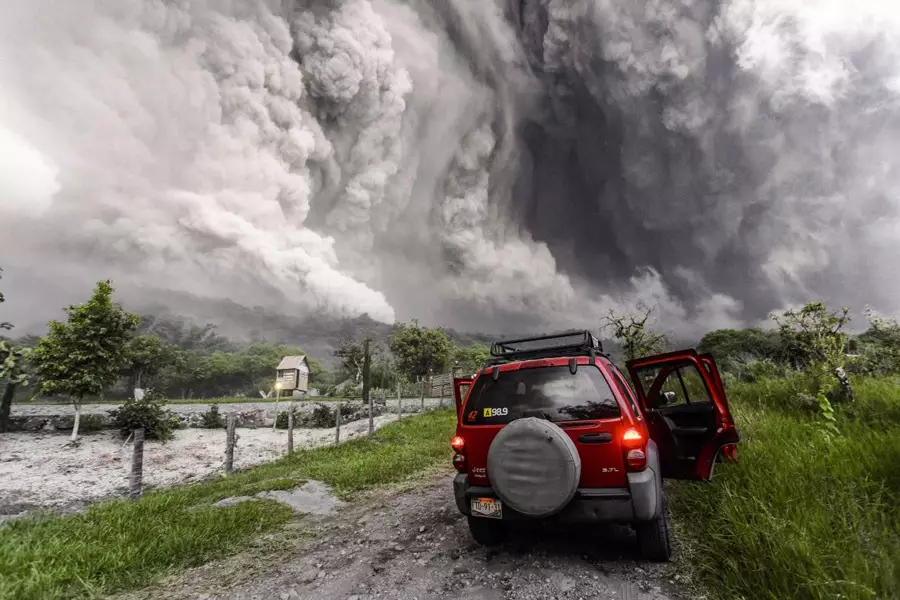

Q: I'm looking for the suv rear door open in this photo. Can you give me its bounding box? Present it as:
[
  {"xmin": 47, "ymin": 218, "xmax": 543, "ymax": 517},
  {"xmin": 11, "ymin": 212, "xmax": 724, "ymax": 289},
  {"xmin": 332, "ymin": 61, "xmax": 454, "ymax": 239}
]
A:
[
  {"xmin": 453, "ymin": 377, "xmax": 474, "ymax": 420},
  {"xmin": 626, "ymin": 350, "xmax": 739, "ymax": 480}
]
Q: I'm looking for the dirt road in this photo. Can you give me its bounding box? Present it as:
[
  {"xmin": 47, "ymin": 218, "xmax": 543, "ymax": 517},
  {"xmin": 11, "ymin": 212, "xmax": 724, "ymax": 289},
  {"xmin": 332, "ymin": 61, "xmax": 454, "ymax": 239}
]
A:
[{"xmin": 119, "ymin": 474, "xmax": 684, "ymax": 600}]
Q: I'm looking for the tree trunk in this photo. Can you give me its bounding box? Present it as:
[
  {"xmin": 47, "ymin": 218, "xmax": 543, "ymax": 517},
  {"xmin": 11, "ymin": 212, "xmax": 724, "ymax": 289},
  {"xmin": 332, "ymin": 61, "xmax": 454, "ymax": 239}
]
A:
[
  {"xmin": 363, "ymin": 339, "xmax": 372, "ymax": 434},
  {"xmin": 0, "ymin": 380, "xmax": 16, "ymax": 433},
  {"xmin": 71, "ymin": 401, "xmax": 82, "ymax": 442},
  {"xmin": 420, "ymin": 377, "xmax": 426, "ymax": 410}
]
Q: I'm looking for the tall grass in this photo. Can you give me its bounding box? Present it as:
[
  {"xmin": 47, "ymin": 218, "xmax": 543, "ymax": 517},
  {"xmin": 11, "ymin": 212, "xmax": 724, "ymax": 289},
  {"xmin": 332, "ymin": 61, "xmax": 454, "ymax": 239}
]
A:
[
  {"xmin": 671, "ymin": 376, "xmax": 900, "ymax": 600},
  {"xmin": 0, "ymin": 409, "xmax": 457, "ymax": 600}
]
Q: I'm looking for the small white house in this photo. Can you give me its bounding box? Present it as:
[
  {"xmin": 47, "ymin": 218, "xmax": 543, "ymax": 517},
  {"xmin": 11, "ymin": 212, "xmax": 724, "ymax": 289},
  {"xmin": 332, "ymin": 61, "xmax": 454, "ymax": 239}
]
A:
[{"xmin": 276, "ymin": 355, "xmax": 310, "ymax": 397}]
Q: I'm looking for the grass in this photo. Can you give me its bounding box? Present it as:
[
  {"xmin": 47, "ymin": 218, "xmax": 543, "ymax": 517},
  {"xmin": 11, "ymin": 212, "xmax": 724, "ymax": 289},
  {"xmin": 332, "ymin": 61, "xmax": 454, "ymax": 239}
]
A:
[
  {"xmin": 0, "ymin": 408, "xmax": 457, "ymax": 600},
  {"xmin": 670, "ymin": 376, "xmax": 900, "ymax": 600}
]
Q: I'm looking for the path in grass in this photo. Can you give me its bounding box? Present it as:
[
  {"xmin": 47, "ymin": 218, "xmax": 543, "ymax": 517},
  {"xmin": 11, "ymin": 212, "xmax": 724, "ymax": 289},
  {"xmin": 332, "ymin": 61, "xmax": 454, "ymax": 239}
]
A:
[
  {"xmin": 0, "ymin": 409, "xmax": 458, "ymax": 600},
  {"xmin": 114, "ymin": 475, "xmax": 682, "ymax": 600}
]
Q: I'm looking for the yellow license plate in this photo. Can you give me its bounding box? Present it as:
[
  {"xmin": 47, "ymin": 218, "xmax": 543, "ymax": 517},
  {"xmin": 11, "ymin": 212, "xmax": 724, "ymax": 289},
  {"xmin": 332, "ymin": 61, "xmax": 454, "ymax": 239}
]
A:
[{"xmin": 471, "ymin": 497, "xmax": 502, "ymax": 519}]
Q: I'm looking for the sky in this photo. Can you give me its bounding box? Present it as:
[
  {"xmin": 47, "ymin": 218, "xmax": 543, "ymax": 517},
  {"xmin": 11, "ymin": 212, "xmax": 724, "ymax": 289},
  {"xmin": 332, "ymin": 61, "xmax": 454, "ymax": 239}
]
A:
[{"xmin": 2, "ymin": 0, "xmax": 900, "ymax": 338}]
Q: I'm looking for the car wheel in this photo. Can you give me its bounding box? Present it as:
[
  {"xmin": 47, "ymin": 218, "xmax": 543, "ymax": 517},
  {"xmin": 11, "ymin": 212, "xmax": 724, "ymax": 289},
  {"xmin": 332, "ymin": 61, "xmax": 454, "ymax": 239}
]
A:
[
  {"xmin": 467, "ymin": 516, "xmax": 506, "ymax": 546},
  {"xmin": 635, "ymin": 496, "xmax": 672, "ymax": 562}
]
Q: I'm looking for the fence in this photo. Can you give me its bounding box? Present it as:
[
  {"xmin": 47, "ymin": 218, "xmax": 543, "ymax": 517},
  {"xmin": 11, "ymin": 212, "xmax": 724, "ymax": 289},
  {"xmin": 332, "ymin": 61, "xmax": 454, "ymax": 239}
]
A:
[{"xmin": 125, "ymin": 389, "xmax": 451, "ymax": 499}]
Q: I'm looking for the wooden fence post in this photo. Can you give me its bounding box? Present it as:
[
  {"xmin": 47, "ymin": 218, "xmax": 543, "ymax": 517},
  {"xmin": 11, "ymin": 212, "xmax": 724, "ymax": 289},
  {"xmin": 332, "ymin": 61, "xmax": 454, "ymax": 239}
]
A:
[
  {"xmin": 287, "ymin": 408, "xmax": 294, "ymax": 454},
  {"xmin": 225, "ymin": 414, "xmax": 236, "ymax": 476},
  {"xmin": 368, "ymin": 390, "xmax": 374, "ymax": 434},
  {"xmin": 129, "ymin": 428, "xmax": 144, "ymax": 500},
  {"xmin": 335, "ymin": 402, "xmax": 341, "ymax": 445}
]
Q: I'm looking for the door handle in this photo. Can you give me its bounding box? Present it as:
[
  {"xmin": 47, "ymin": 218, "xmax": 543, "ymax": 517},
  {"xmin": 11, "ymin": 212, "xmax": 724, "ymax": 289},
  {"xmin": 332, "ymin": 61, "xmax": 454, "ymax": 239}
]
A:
[{"xmin": 578, "ymin": 432, "xmax": 613, "ymax": 444}]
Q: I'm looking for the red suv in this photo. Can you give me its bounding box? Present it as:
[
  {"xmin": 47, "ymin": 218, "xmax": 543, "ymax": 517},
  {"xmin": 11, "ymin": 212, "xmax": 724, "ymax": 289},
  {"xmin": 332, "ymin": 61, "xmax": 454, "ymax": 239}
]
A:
[{"xmin": 450, "ymin": 331, "xmax": 738, "ymax": 561}]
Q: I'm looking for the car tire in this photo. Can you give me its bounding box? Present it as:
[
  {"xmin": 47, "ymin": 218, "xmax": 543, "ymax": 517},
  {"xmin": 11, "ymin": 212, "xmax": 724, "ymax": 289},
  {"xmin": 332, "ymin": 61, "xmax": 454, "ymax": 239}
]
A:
[
  {"xmin": 635, "ymin": 496, "xmax": 672, "ymax": 562},
  {"xmin": 467, "ymin": 516, "xmax": 506, "ymax": 546}
]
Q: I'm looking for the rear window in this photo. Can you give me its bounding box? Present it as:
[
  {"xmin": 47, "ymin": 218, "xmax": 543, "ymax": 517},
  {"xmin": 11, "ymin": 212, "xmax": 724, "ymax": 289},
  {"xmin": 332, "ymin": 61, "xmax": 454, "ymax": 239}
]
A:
[{"xmin": 463, "ymin": 365, "xmax": 620, "ymax": 425}]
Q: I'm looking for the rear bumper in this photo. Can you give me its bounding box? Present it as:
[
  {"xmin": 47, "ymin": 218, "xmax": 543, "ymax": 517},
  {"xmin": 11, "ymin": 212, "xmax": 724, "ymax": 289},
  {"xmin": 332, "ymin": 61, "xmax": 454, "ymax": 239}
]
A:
[{"xmin": 453, "ymin": 468, "xmax": 661, "ymax": 524}]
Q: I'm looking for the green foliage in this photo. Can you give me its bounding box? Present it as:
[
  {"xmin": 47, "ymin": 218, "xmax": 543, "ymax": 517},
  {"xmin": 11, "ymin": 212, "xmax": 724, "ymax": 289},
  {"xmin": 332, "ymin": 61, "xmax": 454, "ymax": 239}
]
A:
[
  {"xmin": 334, "ymin": 337, "xmax": 366, "ymax": 384},
  {"xmin": 0, "ymin": 266, "xmax": 11, "ymax": 332},
  {"xmin": 0, "ymin": 409, "xmax": 455, "ymax": 599},
  {"xmin": 601, "ymin": 305, "xmax": 668, "ymax": 361},
  {"xmin": 389, "ymin": 320, "xmax": 453, "ymax": 381},
  {"xmin": 200, "ymin": 404, "xmax": 224, "ymax": 429},
  {"xmin": 121, "ymin": 334, "xmax": 179, "ymax": 389},
  {"xmin": 697, "ymin": 328, "xmax": 781, "ymax": 376},
  {"xmin": 671, "ymin": 377, "xmax": 900, "ymax": 600},
  {"xmin": 0, "ymin": 267, "xmax": 32, "ymax": 432},
  {"xmin": 453, "ymin": 343, "xmax": 491, "ymax": 374},
  {"xmin": 33, "ymin": 281, "xmax": 139, "ymax": 404},
  {"xmin": 771, "ymin": 302, "xmax": 851, "ymax": 430},
  {"xmin": 855, "ymin": 308, "xmax": 900, "ymax": 375},
  {"xmin": 107, "ymin": 390, "xmax": 178, "ymax": 441}
]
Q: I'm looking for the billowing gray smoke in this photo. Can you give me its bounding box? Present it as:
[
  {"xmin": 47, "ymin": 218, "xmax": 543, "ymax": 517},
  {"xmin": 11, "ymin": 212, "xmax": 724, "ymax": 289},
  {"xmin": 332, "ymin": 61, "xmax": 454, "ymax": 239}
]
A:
[{"xmin": 1, "ymin": 0, "xmax": 899, "ymax": 337}]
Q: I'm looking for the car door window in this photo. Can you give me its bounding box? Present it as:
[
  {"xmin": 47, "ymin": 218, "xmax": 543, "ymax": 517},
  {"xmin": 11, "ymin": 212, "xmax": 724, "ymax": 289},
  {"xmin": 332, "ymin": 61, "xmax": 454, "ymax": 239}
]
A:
[{"xmin": 636, "ymin": 363, "xmax": 712, "ymax": 409}]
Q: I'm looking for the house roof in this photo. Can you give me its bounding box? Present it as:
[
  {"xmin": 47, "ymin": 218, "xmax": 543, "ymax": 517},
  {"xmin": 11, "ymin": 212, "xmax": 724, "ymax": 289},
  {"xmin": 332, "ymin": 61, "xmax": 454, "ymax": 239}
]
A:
[{"xmin": 277, "ymin": 355, "xmax": 308, "ymax": 370}]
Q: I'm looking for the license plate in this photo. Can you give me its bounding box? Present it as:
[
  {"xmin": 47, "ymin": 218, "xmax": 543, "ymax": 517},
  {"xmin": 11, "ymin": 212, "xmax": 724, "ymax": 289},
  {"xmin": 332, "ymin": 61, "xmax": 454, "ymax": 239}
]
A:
[{"xmin": 471, "ymin": 497, "xmax": 502, "ymax": 519}]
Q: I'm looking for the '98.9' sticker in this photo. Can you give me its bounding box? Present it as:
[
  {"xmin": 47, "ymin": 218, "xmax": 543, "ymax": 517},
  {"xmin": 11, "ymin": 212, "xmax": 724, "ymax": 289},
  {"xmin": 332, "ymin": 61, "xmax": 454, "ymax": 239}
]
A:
[{"xmin": 483, "ymin": 407, "xmax": 509, "ymax": 417}]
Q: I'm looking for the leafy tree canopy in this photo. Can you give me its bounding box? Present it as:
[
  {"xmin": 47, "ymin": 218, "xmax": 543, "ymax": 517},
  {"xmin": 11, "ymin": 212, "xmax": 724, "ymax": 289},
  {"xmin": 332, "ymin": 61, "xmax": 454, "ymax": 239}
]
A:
[
  {"xmin": 389, "ymin": 320, "xmax": 453, "ymax": 380},
  {"xmin": 33, "ymin": 280, "xmax": 139, "ymax": 402}
]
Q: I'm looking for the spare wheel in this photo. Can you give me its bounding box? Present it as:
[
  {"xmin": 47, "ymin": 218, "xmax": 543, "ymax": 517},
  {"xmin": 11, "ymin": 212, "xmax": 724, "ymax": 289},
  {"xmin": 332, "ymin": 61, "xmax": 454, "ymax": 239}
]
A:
[{"xmin": 486, "ymin": 417, "xmax": 581, "ymax": 518}]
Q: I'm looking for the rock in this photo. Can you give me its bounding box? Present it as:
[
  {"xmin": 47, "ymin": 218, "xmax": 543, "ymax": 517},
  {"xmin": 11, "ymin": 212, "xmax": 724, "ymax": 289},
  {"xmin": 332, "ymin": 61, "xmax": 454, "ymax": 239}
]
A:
[
  {"xmin": 418, "ymin": 525, "xmax": 426, "ymax": 533},
  {"xmin": 317, "ymin": 570, "xmax": 326, "ymax": 579},
  {"xmin": 453, "ymin": 566, "xmax": 469, "ymax": 575},
  {"xmin": 298, "ymin": 567, "xmax": 319, "ymax": 584},
  {"xmin": 279, "ymin": 589, "xmax": 301, "ymax": 600}
]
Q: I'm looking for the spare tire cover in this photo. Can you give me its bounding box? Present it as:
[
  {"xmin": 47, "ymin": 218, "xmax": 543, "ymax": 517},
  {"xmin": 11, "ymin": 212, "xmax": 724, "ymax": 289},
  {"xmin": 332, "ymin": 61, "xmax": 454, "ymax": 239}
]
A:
[{"xmin": 487, "ymin": 417, "xmax": 581, "ymax": 517}]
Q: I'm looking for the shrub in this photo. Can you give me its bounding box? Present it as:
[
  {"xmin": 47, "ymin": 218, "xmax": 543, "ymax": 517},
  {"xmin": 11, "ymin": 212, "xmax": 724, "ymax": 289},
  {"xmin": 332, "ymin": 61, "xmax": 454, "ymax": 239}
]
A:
[
  {"xmin": 274, "ymin": 406, "xmax": 301, "ymax": 429},
  {"xmin": 200, "ymin": 404, "xmax": 224, "ymax": 429},
  {"xmin": 108, "ymin": 389, "xmax": 178, "ymax": 441},
  {"xmin": 78, "ymin": 413, "xmax": 108, "ymax": 433}
]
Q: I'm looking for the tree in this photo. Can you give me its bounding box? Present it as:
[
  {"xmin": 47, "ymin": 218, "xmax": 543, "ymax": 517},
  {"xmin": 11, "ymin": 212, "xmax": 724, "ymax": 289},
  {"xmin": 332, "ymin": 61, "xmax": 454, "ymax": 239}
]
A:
[
  {"xmin": 601, "ymin": 305, "xmax": 668, "ymax": 362},
  {"xmin": 856, "ymin": 307, "xmax": 900, "ymax": 374},
  {"xmin": 0, "ymin": 267, "xmax": 31, "ymax": 432},
  {"xmin": 697, "ymin": 328, "xmax": 781, "ymax": 378},
  {"xmin": 771, "ymin": 302, "xmax": 851, "ymax": 429},
  {"xmin": 122, "ymin": 334, "xmax": 178, "ymax": 392},
  {"xmin": 33, "ymin": 281, "xmax": 139, "ymax": 442},
  {"xmin": 0, "ymin": 267, "xmax": 11, "ymax": 332},
  {"xmin": 389, "ymin": 320, "xmax": 453, "ymax": 407},
  {"xmin": 334, "ymin": 338, "xmax": 366, "ymax": 384},
  {"xmin": 453, "ymin": 343, "xmax": 491, "ymax": 375}
]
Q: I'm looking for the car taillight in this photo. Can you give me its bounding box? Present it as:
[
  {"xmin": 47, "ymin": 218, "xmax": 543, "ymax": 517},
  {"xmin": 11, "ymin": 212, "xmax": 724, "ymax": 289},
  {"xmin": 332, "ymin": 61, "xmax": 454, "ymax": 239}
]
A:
[
  {"xmin": 451, "ymin": 436, "xmax": 467, "ymax": 472},
  {"xmin": 452, "ymin": 453, "xmax": 467, "ymax": 472},
  {"xmin": 622, "ymin": 428, "xmax": 647, "ymax": 471}
]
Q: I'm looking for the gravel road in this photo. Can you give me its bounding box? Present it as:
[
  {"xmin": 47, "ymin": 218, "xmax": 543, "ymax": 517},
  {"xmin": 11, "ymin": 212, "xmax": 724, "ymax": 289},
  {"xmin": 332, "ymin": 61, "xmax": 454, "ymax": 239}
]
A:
[
  {"xmin": 117, "ymin": 475, "xmax": 685, "ymax": 600},
  {"xmin": 0, "ymin": 414, "xmax": 400, "ymax": 517}
]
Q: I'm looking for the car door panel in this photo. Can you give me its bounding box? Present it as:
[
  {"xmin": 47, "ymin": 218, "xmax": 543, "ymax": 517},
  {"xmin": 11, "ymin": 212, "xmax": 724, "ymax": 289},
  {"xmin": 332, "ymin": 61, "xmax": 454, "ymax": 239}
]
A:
[
  {"xmin": 626, "ymin": 349, "xmax": 739, "ymax": 480},
  {"xmin": 453, "ymin": 377, "xmax": 473, "ymax": 421}
]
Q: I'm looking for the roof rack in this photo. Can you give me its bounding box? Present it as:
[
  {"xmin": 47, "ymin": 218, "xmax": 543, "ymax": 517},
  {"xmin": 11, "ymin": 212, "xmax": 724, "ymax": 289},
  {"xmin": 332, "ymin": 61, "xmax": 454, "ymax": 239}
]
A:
[{"xmin": 483, "ymin": 330, "xmax": 604, "ymax": 367}]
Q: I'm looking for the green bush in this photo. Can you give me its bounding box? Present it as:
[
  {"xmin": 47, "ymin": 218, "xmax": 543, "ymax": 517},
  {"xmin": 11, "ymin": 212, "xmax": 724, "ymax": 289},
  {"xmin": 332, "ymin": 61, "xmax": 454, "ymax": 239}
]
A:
[
  {"xmin": 274, "ymin": 407, "xmax": 300, "ymax": 429},
  {"xmin": 199, "ymin": 404, "xmax": 224, "ymax": 429},
  {"xmin": 78, "ymin": 414, "xmax": 107, "ymax": 433},
  {"xmin": 107, "ymin": 390, "xmax": 178, "ymax": 441}
]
